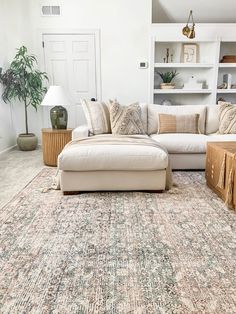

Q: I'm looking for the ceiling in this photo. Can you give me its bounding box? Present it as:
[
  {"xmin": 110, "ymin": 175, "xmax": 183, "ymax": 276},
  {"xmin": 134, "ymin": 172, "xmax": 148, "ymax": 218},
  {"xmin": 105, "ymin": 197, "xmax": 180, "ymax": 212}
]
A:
[{"xmin": 152, "ymin": 0, "xmax": 236, "ymax": 23}]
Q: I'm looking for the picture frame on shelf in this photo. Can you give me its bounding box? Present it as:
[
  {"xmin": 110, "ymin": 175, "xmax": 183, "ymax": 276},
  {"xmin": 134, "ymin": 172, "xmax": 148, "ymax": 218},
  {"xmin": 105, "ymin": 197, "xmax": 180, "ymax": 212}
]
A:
[{"xmin": 183, "ymin": 44, "xmax": 198, "ymax": 63}]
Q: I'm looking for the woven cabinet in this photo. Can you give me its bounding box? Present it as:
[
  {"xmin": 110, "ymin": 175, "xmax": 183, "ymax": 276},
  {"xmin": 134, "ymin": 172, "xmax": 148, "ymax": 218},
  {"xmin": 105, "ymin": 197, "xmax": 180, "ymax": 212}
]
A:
[
  {"xmin": 42, "ymin": 128, "xmax": 72, "ymax": 166},
  {"xmin": 206, "ymin": 142, "xmax": 236, "ymax": 209}
]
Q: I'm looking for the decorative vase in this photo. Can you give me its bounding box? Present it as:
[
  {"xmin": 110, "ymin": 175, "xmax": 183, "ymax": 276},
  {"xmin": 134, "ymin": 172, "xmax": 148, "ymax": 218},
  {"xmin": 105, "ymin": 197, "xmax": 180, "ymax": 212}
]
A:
[
  {"xmin": 50, "ymin": 105, "xmax": 68, "ymax": 129},
  {"xmin": 17, "ymin": 133, "xmax": 38, "ymax": 151},
  {"xmin": 160, "ymin": 83, "xmax": 175, "ymax": 89},
  {"xmin": 161, "ymin": 99, "xmax": 173, "ymax": 106}
]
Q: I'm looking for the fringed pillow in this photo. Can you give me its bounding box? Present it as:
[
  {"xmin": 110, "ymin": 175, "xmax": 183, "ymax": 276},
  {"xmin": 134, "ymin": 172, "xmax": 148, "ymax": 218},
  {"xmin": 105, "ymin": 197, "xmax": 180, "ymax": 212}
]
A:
[
  {"xmin": 109, "ymin": 101, "xmax": 145, "ymax": 135},
  {"xmin": 219, "ymin": 103, "xmax": 236, "ymax": 134}
]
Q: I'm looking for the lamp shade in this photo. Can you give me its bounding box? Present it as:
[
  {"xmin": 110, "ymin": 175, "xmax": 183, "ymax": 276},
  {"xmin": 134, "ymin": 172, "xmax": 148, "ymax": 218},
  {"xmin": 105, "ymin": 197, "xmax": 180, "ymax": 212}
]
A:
[{"xmin": 41, "ymin": 85, "xmax": 71, "ymax": 107}]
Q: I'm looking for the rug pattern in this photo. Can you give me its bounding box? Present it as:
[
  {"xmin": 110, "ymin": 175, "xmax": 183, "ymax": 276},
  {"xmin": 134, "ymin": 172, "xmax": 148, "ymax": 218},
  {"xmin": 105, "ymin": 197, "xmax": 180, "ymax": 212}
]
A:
[{"xmin": 0, "ymin": 169, "xmax": 236, "ymax": 313}]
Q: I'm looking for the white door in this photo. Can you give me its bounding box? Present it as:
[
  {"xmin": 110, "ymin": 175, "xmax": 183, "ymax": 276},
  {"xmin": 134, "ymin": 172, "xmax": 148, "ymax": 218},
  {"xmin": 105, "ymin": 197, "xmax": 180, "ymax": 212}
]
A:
[{"xmin": 43, "ymin": 33, "xmax": 97, "ymax": 127}]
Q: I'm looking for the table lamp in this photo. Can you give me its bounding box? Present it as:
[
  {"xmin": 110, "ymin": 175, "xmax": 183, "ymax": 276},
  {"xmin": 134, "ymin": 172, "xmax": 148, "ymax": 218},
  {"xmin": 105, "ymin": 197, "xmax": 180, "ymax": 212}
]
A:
[{"xmin": 41, "ymin": 85, "xmax": 71, "ymax": 129}]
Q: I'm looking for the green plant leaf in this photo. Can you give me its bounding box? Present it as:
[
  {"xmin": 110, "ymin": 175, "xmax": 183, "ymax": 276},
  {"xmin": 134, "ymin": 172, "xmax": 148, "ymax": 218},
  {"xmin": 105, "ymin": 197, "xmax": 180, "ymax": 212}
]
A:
[{"xmin": 155, "ymin": 70, "xmax": 179, "ymax": 83}]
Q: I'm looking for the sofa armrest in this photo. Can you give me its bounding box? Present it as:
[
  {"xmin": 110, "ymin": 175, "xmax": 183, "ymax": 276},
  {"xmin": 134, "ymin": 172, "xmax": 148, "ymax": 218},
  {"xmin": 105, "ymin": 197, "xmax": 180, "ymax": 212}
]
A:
[{"xmin": 72, "ymin": 125, "xmax": 89, "ymax": 140}]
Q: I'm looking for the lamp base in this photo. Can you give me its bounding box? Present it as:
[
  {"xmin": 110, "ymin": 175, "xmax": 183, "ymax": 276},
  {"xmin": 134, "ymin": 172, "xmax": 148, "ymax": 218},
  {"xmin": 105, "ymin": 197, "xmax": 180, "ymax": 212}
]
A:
[{"xmin": 50, "ymin": 106, "xmax": 68, "ymax": 129}]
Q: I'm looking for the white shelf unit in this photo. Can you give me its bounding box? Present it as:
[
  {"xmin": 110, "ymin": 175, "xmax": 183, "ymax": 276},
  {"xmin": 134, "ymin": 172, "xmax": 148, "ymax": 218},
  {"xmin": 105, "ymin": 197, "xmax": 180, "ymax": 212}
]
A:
[
  {"xmin": 150, "ymin": 24, "xmax": 236, "ymax": 106},
  {"xmin": 218, "ymin": 63, "xmax": 236, "ymax": 68},
  {"xmin": 154, "ymin": 89, "xmax": 212, "ymax": 94},
  {"xmin": 217, "ymin": 89, "xmax": 236, "ymax": 94},
  {"xmin": 154, "ymin": 63, "xmax": 214, "ymax": 68},
  {"xmin": 217, "ymin": 41, "xmax": 236, "ymax": 103}
]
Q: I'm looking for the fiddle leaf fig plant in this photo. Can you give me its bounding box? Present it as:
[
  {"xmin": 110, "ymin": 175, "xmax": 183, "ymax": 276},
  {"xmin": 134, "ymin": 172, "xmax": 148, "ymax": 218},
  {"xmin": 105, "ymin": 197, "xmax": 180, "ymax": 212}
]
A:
[{"xmin": 0, "ymin": 46, "xmax": 48, "ymax": 134}]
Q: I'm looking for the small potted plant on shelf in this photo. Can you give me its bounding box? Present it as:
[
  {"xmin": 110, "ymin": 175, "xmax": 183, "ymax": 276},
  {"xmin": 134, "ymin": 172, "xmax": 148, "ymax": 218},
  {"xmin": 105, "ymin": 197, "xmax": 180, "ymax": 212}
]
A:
[
  {"xmin": 0, "ymin": 46, "xmax": 48, "ymax": 151},
  {"xmin": 156, "ymin": 70, "xmax": 179, "ymax": 89}
]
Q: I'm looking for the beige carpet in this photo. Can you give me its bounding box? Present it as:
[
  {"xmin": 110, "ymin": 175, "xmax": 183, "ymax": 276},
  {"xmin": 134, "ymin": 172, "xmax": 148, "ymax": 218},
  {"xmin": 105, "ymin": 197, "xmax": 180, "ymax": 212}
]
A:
[{"xmin": 0, "ymin": 169, "xmax": 236, "ymax": 313}]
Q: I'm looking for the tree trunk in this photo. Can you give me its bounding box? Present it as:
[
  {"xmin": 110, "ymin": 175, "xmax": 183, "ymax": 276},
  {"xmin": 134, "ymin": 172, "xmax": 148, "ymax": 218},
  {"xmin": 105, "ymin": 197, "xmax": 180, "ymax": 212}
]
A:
[{"xmin": 24, "ymin": 100, "xmax": 28, "ymax": 134}]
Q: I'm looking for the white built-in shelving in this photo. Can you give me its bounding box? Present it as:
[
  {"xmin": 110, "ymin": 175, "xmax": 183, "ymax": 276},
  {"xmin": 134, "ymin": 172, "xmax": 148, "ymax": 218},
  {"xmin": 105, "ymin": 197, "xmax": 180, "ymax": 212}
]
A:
[
  {"xmin": 218, "ymin": 63, "xmax": 236, "ymax": 68},
  {"xmin": 154, "ymin": 63, "xmax": 214, "ymax": 68},
  {"xmin": 150, "ymin": 24, "xmax": 236, "ymax": 106},
  {"xmin": 217, "ymin": 89, "xmax": 236, "ymax": 94},
  {"xmin": 154, "ymin": 89, "xmax": 212, "ymax": 94}
]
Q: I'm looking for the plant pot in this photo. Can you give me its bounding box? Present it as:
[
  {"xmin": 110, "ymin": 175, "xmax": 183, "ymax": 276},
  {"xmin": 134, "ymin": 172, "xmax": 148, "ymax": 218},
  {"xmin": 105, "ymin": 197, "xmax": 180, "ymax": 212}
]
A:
[
  {"xmin": 17, "ymin": 133, "xmax": 38, "ymax": 151},
  {"xmin": 160, "ymin": 83, "xmax": 175, "ymax": 89}
]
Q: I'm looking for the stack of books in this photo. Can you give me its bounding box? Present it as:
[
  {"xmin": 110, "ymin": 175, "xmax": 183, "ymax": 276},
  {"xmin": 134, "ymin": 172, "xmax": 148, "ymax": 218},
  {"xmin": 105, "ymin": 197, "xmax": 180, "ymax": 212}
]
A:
[{"xmin": 220, "ymin": 55, "xmax": 236, "ymax": 63}]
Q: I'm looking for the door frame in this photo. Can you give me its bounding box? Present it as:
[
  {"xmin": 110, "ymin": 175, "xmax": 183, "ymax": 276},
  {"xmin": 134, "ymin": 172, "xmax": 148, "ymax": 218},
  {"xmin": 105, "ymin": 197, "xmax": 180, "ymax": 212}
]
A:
[{"xmin": 37, "ymin": 29, "xmax": 102, "ymax": 101}]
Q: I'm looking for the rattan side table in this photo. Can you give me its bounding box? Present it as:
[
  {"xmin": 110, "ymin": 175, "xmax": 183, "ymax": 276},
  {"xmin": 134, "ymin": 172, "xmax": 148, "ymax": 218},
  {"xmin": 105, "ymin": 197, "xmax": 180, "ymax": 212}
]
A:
[{"xmin": 42, "ymin": 128, "xmax": 72, "ymax": 166}]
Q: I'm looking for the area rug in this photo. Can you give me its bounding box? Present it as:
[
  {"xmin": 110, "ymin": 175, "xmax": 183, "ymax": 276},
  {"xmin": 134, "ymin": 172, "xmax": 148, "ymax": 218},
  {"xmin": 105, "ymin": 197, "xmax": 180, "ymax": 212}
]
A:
[{"xmin": 0, "ymin": 169, "xmax": 236, "ymax": 313}]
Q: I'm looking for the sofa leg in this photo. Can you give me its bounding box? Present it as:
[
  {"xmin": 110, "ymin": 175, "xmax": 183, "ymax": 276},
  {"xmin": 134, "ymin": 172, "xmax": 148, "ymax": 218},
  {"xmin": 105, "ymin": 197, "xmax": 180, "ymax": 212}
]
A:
[
  {"xmin": 63, "ymin": 191, "xmax": 82, "ymax": 195},
  {"xmin": 146, "ymin": 190, "xmax": 163, "ymax": 193},
  {"xmin": 63, "ymin": 190, "xmax": 163, "ymax": 195}
]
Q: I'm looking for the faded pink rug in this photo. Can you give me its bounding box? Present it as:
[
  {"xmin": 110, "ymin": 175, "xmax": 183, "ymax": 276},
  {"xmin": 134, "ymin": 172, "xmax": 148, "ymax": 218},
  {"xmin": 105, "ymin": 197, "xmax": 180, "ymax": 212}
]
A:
[{"xmin": 0, "ymin": 169, "xmax": 236, "ymax": 313}]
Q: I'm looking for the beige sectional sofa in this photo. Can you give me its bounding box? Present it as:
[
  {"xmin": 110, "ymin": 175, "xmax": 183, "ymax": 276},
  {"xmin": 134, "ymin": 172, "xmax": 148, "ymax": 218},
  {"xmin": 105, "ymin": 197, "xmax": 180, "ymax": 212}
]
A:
[{"xmin": 72, "ymin": 104, "xmax": 236, "ymax": 170}]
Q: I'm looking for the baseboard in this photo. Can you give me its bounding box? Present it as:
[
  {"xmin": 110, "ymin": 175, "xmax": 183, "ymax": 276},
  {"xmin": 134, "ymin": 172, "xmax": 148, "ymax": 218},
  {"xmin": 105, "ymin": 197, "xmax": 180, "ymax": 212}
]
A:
[{"xmin": 0, "ymin": 145, "xmax": 17, "ymax": 155}]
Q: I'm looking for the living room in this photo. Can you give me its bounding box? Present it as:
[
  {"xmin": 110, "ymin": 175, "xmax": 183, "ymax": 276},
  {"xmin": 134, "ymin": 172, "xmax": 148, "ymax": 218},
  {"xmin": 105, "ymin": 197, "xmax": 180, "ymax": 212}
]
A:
[{"xmin": 0, "ymin": 0, "xmax": 236, "ymax": 312}]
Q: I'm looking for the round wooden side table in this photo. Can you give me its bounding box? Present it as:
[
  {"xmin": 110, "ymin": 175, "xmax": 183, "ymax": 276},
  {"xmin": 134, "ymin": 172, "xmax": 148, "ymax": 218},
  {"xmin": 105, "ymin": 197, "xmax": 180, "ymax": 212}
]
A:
[{"xmin": 42, "ymin": 128, "xmax": 72, "ymax": 166}]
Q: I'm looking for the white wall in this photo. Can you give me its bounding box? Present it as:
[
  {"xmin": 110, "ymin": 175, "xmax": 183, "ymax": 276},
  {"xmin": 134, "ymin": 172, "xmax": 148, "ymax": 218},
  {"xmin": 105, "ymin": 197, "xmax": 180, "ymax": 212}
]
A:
[
  {"xmin": 0, "ymin": 0, "xmax": 16, "ymax": 152},
  {"xmin": 27, "ymin": 0, "xmax": 152, "ymax": 132},
  {"xmin": 0, "ymin": 0, "xmax": 152, "ymax": 149},
  {"xmin": 152, "ymin": 0, "xmax": 236, "ymax": 23},
  {"xmin": 0, "ymin": 0, "xmax": 32, "ymax": 152}
]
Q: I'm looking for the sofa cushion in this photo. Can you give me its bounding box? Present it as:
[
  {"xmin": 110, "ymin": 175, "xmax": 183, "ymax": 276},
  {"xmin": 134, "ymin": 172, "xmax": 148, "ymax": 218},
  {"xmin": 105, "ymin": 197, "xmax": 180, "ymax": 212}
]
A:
[
  {"xmin": 205, "ymin": 105, "xmax": 220, "ymax": 134},
  {"xmin": 110, "ymin": 102, "xmax": 148, "ymax": 134},
  {"xmin": 81, "ymin": 99, "xmax": 111, "ymax": 135},
  {"xmin": 207, "ymin": 133, "xmax": 236, "ymax": 141},
  {"xmin": 151, "ymin": 133, "xmax": 209, "ymax": 153},
  {"xmin": 148, "ymin": 104, "xmax": 207, "ymax": 135},
  {"xmin": 139, "ymin": 103, "xmax": 148, "ymax": 133},
  {"xmin": 58, "ymin": 139, "xmax": 168, "ymax": 171},
  {"xmin": 109, "ymin": 101, "xmax": 145, "ymax": 135},
  {"xmin": 158, "ymin": 113, "xmax": 200, "ymax": 134},
  {"xmin": 218, "ymin": 103, "xmax": 236, "ymax": 134}
]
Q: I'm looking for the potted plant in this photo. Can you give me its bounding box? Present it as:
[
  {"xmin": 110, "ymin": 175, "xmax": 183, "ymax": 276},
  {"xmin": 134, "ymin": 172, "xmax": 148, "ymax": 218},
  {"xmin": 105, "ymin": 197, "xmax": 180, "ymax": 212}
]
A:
[
  {"xmin": 156, "ymin": 70, "xmax": 179, "ymax": 89},
  {"xmin": 0, "ymin": 46, "xmax": 48, "ymax": 151}
]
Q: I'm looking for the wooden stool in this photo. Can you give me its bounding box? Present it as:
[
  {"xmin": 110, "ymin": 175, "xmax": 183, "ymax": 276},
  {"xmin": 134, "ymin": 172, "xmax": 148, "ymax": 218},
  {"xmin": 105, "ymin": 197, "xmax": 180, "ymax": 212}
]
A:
[{"xmin": 42, "ymin": 128, "xmax": 72, "ymax": 166}]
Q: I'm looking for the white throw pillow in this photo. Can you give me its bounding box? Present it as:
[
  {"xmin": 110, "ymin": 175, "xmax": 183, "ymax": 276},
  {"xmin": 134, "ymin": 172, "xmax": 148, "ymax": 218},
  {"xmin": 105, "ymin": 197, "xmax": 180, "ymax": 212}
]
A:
[
  {"xmin": 81, "ymin": 99, "xmax": 111, "ymax": 135},
  {"xmin": 205, "ymin": 105, "xmax": 220, "ymax": 135}
]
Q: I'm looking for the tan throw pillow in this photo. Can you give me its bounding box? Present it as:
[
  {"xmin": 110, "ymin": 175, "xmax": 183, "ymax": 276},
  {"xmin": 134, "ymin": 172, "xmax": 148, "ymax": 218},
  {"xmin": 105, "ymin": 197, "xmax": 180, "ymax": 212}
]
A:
[
  {"xmin": 158, "ymin": 113, "xmax": 200, "ymax": 134},
  {"xmin": 109, "ymin": 101, "xmax": 145, "ymax": 135},
  {"xmin": 219, "ymin": 103, "xmax": 236, "ymax": 134},
  {"xmin": 81, "ymin": 99, "xmax": 111, "ymax": 135}
]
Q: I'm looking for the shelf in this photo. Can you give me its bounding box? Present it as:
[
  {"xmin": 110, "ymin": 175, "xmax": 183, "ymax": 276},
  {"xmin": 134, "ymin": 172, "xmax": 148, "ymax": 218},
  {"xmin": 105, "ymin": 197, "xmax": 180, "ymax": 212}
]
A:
[
  {"xmin": 151, "ymin": 32, "xmax": 236, "ymax": 105},
  {"xmin": 218, "ymin": 63, "xmax": 236, "ymax": 68},
  {"xmin": 154, "ymin": 89, "xmax": 212, "ymax": 94},
  {"xmin": 154, "ymin": 63, "xmax": 214, "ymax": 68},
  {"xmin": 217, "ymin": 89, "xmax": 236, "ymax": 94}
]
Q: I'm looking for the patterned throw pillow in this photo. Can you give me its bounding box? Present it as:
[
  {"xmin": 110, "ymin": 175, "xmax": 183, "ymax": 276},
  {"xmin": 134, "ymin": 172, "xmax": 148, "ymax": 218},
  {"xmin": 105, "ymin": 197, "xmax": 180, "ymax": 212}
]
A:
[
  {"xmin": 157, "ymin": 113, "xmax": 200, "ymax": 134},
  {"xmin": 81, "ymin": 99, "xmax": 111, "ymax": 135},
  {"xmin": 109, "ymin": 101, "xmax": 145, "ymax": 135},
  {"xmin": 219, "ymin": 103, "xmax": 236, "ymax": 134}
]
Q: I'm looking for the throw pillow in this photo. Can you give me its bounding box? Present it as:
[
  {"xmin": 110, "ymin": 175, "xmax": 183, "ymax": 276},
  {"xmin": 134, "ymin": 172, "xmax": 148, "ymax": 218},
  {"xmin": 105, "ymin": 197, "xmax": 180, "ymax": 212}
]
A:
[
  {"xmin": 218, "ymin": 101, "xmax": 231, "ymax": 106},
  {"xmin": 109, "ymin": 101, "xmax": 145, "ymax": 135},
  {"xmin": 81, "ymin": 99, "xmax": 111, "ymax": 135},
  {"xmin": 219, "ymin": 103, "xmax": 236, "ymax": 134},
  {"xmin": 157, "ymin": 113, "xmax": 200, "ymax": 134}
]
